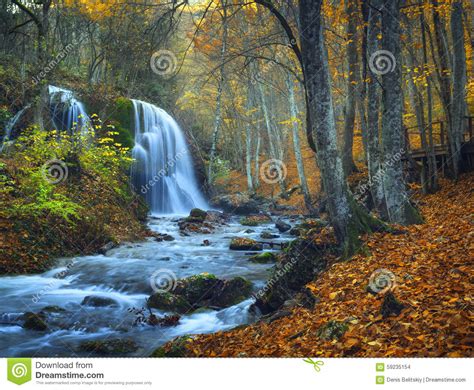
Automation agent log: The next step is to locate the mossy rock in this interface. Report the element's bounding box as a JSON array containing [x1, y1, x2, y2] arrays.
[[240, 215, 272, 226], [22, 312, 48, 331], [79, 338, 138, 355], [249, 252, 277, 263], [174, 273, 219, 304], [316, 320, 348, 341], [260, 231, 279, 239], [230, 237, 263, 251], [212, 277, 253, 307], [189, 208, 207, 220], [147, 291, 190, 313], [151, 336, 192, 357], [39, 305, 66, 313]]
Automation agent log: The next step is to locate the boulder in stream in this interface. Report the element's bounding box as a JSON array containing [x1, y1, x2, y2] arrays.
[[148, 273, 253, 313], [275, 219, 291, 232], [249, 252, 277, 263], [22, 312, 48, 331], [81, 295, 119, 307], [240, 214, 272, 226], [229, 238, 263, 251]]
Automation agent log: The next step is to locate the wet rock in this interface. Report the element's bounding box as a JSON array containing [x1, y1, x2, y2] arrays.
[[148, 274, 253, 313], [79, 338, 138, 355], [210, 193, 260, 215], [39, 305, 66, 313], [249, 252, 277, 263], [152, 233, 175, 242], [380, 292, 406, 318], [212, 277, 253, 307], [189, 208, 208, 221], [229, 238, 263, 251], [260, 231, 279, 239], [201, 239, 211, 246], [147, 292, 190, 313], [316, 320, 348, 341], [275, 219, 291, 232], [174, 273, 220, 305], [240, 214, 272, 226], [22, 312, 48, 331], [243, 229, 255, 234], [81, 296, 119, 307]]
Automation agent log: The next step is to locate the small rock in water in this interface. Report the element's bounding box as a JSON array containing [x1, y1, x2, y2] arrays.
[[229, 237, 263, 251], [22, 312, 48, 331], [201, 239, 211, 246], [260, 231, 279, 239], [81, 296, 119, 307], [275, 219, 291, 232]]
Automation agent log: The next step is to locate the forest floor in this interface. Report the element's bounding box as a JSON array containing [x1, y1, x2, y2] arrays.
[[177, 173, 473, 357]]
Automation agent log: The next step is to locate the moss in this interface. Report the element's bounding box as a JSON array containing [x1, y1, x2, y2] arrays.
[[150, 336, 192, 357], [147, 292, 189, 313], [249, 252, 277, 263], [109, 97, 134, 149]]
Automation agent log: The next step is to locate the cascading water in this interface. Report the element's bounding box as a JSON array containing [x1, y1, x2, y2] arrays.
[[131, 99, 208, 214], [0, 104, 30, 152], [48, 85, 90, 133]]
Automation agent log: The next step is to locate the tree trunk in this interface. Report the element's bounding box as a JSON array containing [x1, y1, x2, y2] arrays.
[[342, 0, 358, 176], [380, 0, 422, 224], [365, 0, 386, 216], [450, 0, 467, 179], [299, 0, 383, 255], [207, 0, 228, 184], [286, 72, 312, 212], [420, 10, 439, 191]]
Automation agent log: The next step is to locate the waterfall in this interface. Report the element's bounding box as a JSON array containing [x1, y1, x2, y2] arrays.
[[48, 85, 90, 133], [131, 99, 208, 214], [0, 104, 30, 152]]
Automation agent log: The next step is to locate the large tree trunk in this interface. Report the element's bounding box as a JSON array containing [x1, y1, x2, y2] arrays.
[[380, 0, 422, 224], [450, 0, 467, 179], [341, 0, 359, 176], [207, 0, 228, 184], [299, 0, 383, 255], [431, 0, 454, 177], [286, 72, 312, 212], [245, 81, 255, 193], [365, 0, 386, 216], [420, 10, 439, 191]]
